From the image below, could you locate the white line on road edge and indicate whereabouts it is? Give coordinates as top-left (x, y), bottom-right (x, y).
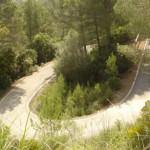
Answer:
top-left (119, 38), bottom-right (148, 104)
top-left (27, 74), bottom-right (56, 118)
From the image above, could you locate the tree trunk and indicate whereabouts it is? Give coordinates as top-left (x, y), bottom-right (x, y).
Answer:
top-left (78, 4), bottom-right (87, 56)
top-left (94, 9), bottom-right (101, 53)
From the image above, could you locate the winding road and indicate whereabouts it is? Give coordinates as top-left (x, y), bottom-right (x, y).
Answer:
top-left (0, 40), bottom-right (150, 139)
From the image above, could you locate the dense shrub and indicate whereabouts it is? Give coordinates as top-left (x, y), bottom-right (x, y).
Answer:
top-left (86, 83), bottom-right (103, 113)
top-left (117, 44), bottom-right (140, 64)
top-left (65, 84), bottom-right (87, 117)
top-left (108, 76), bottom-right (121, 90)
top-left (38, 74), bottom-right (114, 119)
top-left (117, 53), bottom-right (132, 74)
top-left (88, 48), bottom-right (106, 82)
top-left (65, 83), bottom-right (106, 116)
top-left (0, 48), bottom-right (17, 92)
top-left (40, 75), bottom-right (66, 119)
top-left (32, 33), bottom-right (56, 64)
top-left (0, 74), bottom-right (11, 90)
top-left (17, 49), bottom-right (37, 76)
top-left (127, 101), bottom-right (150, 149)
top-left (55, 30), bottom-right (90, 83)
top-left (105, 52), bottom-right (118, 78)
top-left (101, 82), bottom-right (114, 105)
top-left (112, 26), bottom-right (130, 44)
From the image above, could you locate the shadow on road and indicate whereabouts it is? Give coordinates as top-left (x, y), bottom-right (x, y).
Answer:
top-left (0, 87), bottom-right (26, 114)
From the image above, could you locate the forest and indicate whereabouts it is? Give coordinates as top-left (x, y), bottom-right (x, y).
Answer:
top-left (1, 0), bottom-right (150, 149)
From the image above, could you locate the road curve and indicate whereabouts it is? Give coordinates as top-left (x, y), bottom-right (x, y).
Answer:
top-left (0, 41), bottom-right (150, 139)
top-left (0, 61), bottom-right (55, 138)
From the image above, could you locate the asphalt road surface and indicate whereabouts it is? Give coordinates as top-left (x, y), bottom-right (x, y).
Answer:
top-left (0, 61), bottom-right (55, 138)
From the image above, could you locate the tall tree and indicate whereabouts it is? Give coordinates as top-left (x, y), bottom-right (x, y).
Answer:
top-left (24, 0), bottom-right (41, 44)
top-left (115, 0), bottom-right (150, 38)
top-left (48, 0), bottom-right (74, 41)
top-left (55, 29), bottom-right (89, 82)
top-left (101, 0), bottom-right (117, 47)
top-left (0, 0), bottom-right (16, 48)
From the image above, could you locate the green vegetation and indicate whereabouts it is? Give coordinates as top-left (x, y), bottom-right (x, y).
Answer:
top-left (37, 75), bottom-right (113, 119)
top-left (32, 33), bottom-right (56, 64)
top-left (0, 0), bottom-right (57, 95)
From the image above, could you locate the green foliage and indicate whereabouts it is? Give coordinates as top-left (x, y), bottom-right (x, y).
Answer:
top-left (32, 33), bottom-right (55, 64)
top-left (65, 82), bottom-right (111, 117)
top-left (0, 26), bottom-right (10, 48)
top-left (112, 26), bottom-right (130, 44)
top-left (105, 52), bottom-right (118, 78)
top-left (66, 84), bottom-right (87, 117)
top-left (38, 74), bottom-right (114, 119)
top-left (40, 75), bottom-right (66, 119)
top-left (40, 134), bottom-right (69, 150)
top-left (88, 46), bottom-right (117, 83)
top-left (0, 48), bottom-right (17, 90)
top-left (127, 101), bottom-right (150, 150)
top-left (0, 0), bottom-right (16, 27)
top-left (0, 122), bottom-right (21, 150)
top-left (0, 48), bottom-right (17, 78)
top-left (55, 30), bottom-right (89, 83)
top-left (17, 49), bottom-right (37, 76)
top-left (0, 120), bottom-right (70, 150)
top-left (108, 76), bottom-right (121, 90)
top-left (116, 53), bottom-right (132, 74)
top-left (24, 0), bottom-right (41, 43)
top-left (117, 44), bottom-right (140, 64)
top-left (115, 0), bottom-right (150, 38)
top-left (101, 82), bottom-right (114, 105)
top-left (0, 75), bottom-right (11, 91)
top-left (87, 123), bottom-right (129, 150)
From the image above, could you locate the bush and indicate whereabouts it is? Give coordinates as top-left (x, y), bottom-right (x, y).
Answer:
top-left (117, 44), bottom-right (139, 64)
top-left (105, 52), bottom-right (118, 78)
top-left (101, 82), bottom-right (113, 105)
top-left (117, 53), bottom-right (132, 74)
top-left (37, 76), bottom-right (115, 119)
top-left (88, 48), bottom-right (106, 82)
top-left (0, 48), bottom-right (17, 90)
top-left (127, 101), bottom-right (150, 149)
top-left (55, 30), bottom-right (89, 83)
top-left (17, 49), bottom-right (37, 76)
top-left (0, 74), bottom-right (11, 90)
top-left (32, 33), bottom-right (56, 64)
top-left (65, 84), bottom-right (86, 117)
top-left (108, 76), bottom-right (121, 90)
top-left (112, 26), bottom-right (130, 44)
top-left (40, 75), bottom-right (66, 119)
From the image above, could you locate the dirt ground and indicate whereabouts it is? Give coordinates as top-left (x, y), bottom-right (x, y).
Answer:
top-left (113, 65), bottom-right (138, 103)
